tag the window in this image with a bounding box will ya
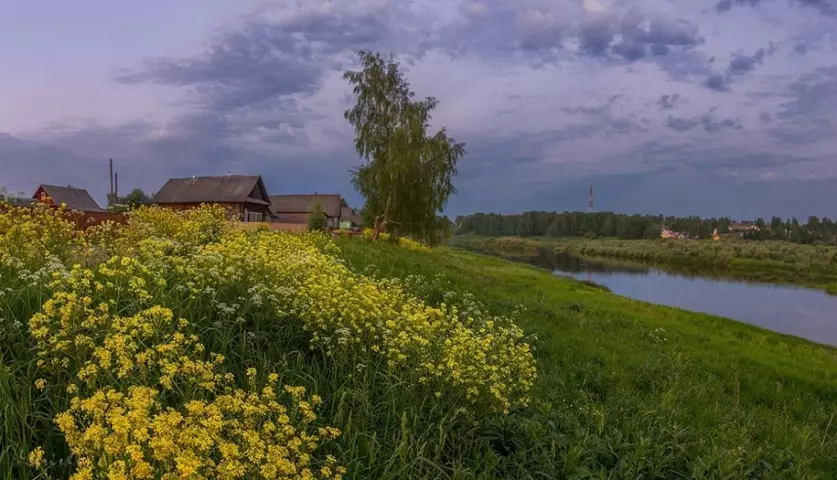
[245,210,263,222]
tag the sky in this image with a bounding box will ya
[1,0,836,220]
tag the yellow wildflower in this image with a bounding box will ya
[28,446,44,468]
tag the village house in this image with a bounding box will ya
[32,184,105,212]
[269,194,342,229]
[154,175,272,222]
[730,222,759,233]
[660,225,691,240]
[339,206,365,230]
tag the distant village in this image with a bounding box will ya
[660,222,760,241]
[2,173,365,231]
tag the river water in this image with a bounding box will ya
[485,247,837,347]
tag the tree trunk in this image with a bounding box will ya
[371,217,384,240]
[371,192,393,240]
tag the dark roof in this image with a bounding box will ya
[340,206,365,224]
[35,185,104,212]
[269,194,342,217]
[154,175,270,205]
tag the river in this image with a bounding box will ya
[481,247,837,347]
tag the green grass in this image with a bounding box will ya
[334,238,837,478]
[451,235,837,293]
[3,211,837,479]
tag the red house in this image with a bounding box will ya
[33,184,105,212]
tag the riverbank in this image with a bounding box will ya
[450,235,837,293]
[335,238,837,477]
[3,203,835,478]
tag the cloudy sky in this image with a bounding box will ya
[2,0,836,219]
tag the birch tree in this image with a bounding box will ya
[343,51,465,245]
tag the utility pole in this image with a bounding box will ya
[109,158,114,205]
[114,171,119,202]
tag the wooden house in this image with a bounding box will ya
[26,185,122,229]
[33,184,105,212]
[269,194,342,229]
[154,175,272,222]
[339,206,364,230]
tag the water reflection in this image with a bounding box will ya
[475,247,837,347]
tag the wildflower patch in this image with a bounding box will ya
[0,204,536,478]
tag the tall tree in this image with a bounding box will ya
[343,51,465,245]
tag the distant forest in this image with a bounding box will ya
[454,211,837,245]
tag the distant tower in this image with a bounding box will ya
[588,184,594,212]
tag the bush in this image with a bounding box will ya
[307,202,328,232]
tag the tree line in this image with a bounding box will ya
[454,211,837,245]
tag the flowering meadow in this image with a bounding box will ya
[0,205,536,479]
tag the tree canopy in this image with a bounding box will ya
[120,188,153,209]
[108,188,153,212]
[343,50,465,246]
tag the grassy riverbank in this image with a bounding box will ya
[451,235,837,293]
[3,205,836,478]
[335,239,837,477]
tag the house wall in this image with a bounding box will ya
[157,202,272,222]
[232,222,308,233]
[157,202,240,213]
[273,212,339,229]
[242,203,272,222]
[33,187,55,207]
[74,211,126,229]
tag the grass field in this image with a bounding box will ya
[335,239,837,478]
[2,206,836,478]
[450,235,837,293]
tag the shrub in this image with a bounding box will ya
[308,202,328,232]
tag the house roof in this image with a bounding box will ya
[340,207,364,225]
[154,175,270,205]
[269,194,342,217]
[34,185,104,212]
